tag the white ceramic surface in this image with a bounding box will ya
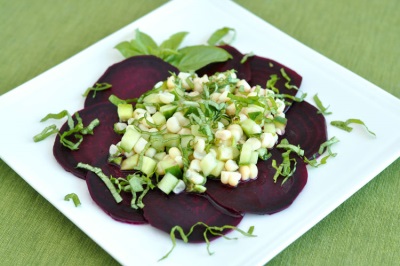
[1,0,400,265]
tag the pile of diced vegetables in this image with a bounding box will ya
[109,70,287,195]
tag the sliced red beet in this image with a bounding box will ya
[196,45,251,80]
[248,55,302,111]
[205,149,307,214]
[84,55,179,107]
[85,164,147,224]
[284,100,328,159]
[53,102,120,179]
[142,189,243,243]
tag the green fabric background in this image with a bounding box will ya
[1,0,399,265]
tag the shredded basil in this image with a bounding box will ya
[331,118,376,136]
[313,94,332,115]
[240,51,254,64]
[82,83,112,98]
[305,137,340,167]
[76,163,123,203]
[64,193,81,207]
[159,222,256,261]
[33,124,58,142]
[280,68,298,90]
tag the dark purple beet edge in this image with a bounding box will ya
[142,189,243,243]
[53,102,120,179]
[205,149,307,214]
[284,101,328,159]
[84,55,179,107]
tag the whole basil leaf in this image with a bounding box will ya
[175,45,232,72]
[160,31,188,51]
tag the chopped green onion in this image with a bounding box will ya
[64,193,81,207]
[331,118,376,136]
[313,94,332,115]
[76,163,123,203]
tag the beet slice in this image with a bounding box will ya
[84,55,179,107]
[53,102,120,179]
[196,45,251,80]
[205,149,307,214]
[284,100,328,159]
[85,164,147,224]
[142,189,243,243]
[248,55,302,111]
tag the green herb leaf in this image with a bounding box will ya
[305,136,339,167]
[207,27,236,46]
[40,110,70,123]
[331,118,376,136]
[133,29,159,54]
[108,94,137,106]
[82,83,112,98]
[240,51,254,64]
[76,163,123,203]
[64,193,81,207]
[175,45,232,72]
[280,68,298,90]
[115,41,142,58]
[159,31,188,51]
[33,124,59,142]
[313,94,332,115]
[159,222,256,261]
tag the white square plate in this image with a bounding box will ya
[1,0,400,265]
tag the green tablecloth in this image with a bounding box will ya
[1,0,399,265]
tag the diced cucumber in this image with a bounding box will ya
[156,156,178,175]
[117,104,133,122]
[153,151,167,161]
[209,160,225,178]
[165,164,182,178]
[163,134,180,149]
[120,127,141,152]
[200,153,218,177]
[138,156,157,176]
[247,104,264,113]
[181,134,194,148]
[160,104,177,119]
[263,122,276,134]
[121,154,139,170]
[239,142,253,165]
[152,111,166,126]
[248,111,262,120]
[241,119,262,137]
[143,93,160,104]
[250,151,259,165]
[150,134,165,151]
[109,156,122,166]
[217,146,239,161]
[157,173,179,195]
